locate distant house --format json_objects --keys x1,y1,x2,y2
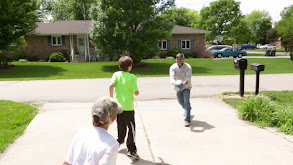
[
  {"x1": 158, "y1": 25, "x2": 211, "y2": 57},
  {"x1": 6, "y1": 21, "x2": 211, "y2": 61}
]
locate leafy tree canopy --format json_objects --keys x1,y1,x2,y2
[
  {"x1": 160, "y1": 7, "x2": 200, "y2": 28},
  {"x1": 275, "y1": 5, "x2": 293, "y2": 50},
  {"x1": 228, "y1": 19, "x2": 250, "y2": 44},
  {"x1": 0, "y1": 0, "x2": 39, "y2": 51},
  {"x1": 42, "y1": 0, "x2": 97, "y2": 21},
  {"x1": 198, "y1": 0, "x2": 242, "y2": 42},
  {"x1": 243, "y1": 10, "x2": 272, "y2": 44},
  {"x1": 90, "y1": 0, "x2": 175, "y2": 63}
]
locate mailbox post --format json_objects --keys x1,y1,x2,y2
[
  {"x1": 250, "y1": 63, "x2": 265, "y2": 95},
  {"x1": 234, "y1": 59, "x2": 247, "y2": 97}
]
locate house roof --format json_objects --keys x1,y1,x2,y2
[
  {"x1": 172, "y1": 25, "x2": 211, "y2": 34},
  {"x1": 34, "y1": 21, "x2": 211, "y2": 35},
  {"x1": 34, "y1": 20, "x2": 91, "y2": 35}
]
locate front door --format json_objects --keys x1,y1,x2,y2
[{"x1": 77, "y1": 35, "x2": 85, "y2": 55}]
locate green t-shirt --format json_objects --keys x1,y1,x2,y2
[{"x1": 111, "y1": 71, "x2": 138, "y2": 111}]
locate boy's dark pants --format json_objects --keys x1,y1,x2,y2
[{"x1": 117, "y1": 111, "x2": 137, "y2": 152}]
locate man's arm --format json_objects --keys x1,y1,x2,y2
[
  {"x1": 63, "y1": 162, "x2": 71, "y2": 165},
  {"x1": 184, "y1": 64, "x2": 192, "y2": 85},
  {"x1": 169, "y1": 65, "x2": 176, "y2": 85},
  {"x1": 109, "y1": 83, "x2": 114, "y2": 98}
]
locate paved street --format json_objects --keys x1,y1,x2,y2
[{"x1": 0, "y1": 74, "x2": 293, "y2": 165}]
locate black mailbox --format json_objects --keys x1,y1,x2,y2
[
  {"x1": 234, "y1": 59, "x2": 247, "y2": 97},
  {"x1": 234, "y1": 59, "x2": 247, "y2": 71},
  {"x1": 250, "y1": 63, "x2": 265, "y2": 95},
  {"x1": 251, "y1": 63, "x2": 265, "y2": 72}
]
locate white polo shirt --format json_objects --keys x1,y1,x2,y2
[{"x1": 65, "y1": 127, "x2": 119, "y2": 165}]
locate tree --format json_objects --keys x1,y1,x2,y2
[
  {"x1": 275, "y1": 5, "x2": 293, "y2": 51},
  {"x1": 42, "y1": 0, "x2": 97, "y2": 21},
  {"x1": 198, "y1": 0, "x2": 242, "y2": 42},
  {"x1": 229, "y1": 19, "x2": 250, "y2": 44},
  {"x1": 266, "y1": 28, "x2": 280, "y2": 42},
  {"x1": 90, "y1": 0, "x2": 175, "y2": 63},
  {"x1": 160, "y1": 7, "x2": 200, "y2": 28},
  {"x1": 0, "y1": 0, "x2": 39, "y2": 51},
  {"x1": 243, "y1": 10, "x2": 272, "y2": 44}
]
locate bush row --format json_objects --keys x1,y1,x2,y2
[
  {"x1": 159, "y1": 48, "x2": 199, "y2": 59},
  {"x1": 5, "y1": 50, "x2": 69, "y2": 63}
]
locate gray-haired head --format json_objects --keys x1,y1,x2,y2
[
  {"x1": 176, "y1": 53, "x2": 185, "y2": 58},
  {"x1": 92, "y1": 97, "x2": 123, "y2": 126}
]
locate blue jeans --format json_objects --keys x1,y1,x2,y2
[{"x1": 176, "y1": 89, "x2": 191, "y2": 122}]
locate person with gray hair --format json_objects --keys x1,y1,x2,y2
[
  {"x1": 63, "y1": 97, "x2": 123, "y2": 165},
  {"x1": 169, "y1": 53, "x2": 192, "y2": 127}
]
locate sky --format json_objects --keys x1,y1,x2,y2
[{"x1": 175, "y1": 0, "x2": 293, "y2": 23}]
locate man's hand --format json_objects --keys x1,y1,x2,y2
[{"x1": 183, "y1": 80, "x2": 188, "y2": 85}]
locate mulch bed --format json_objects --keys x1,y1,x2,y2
[{"x1": 0, "y1": 65, "x2": 15, "y2": 69}]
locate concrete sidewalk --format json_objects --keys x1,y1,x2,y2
[{"x1": 1, "y1": 99, "x2": 293, "y2": 165}]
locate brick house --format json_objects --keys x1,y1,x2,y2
[
  {"x1": 158, "y1": 25, "x2": 211, "y2": 57},
  {"x1": 6, "y1": 20, "x2": 93, "y2": 62},
  {"x1": 7, "y1": 21, "x2": 210, "y2": 61}
]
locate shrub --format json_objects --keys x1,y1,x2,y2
[
  {"x1": 159, "y1": 52, "x2": 167, "y2": 58},
  {"x1": 27, "y1": 56, "x2": 40, "y2": 62},
  {"x1": 61, "y1": 50, "x2": 69, "y2": 61},
  {"x1": 274, "y1": 105, "x2": 293, "y2": 134},
  {"x1": 19, "y1": 59, "x2": 28, "y2": 62},
  {"x1": 166, "y1": 56, "x2": 174, "y2": 60},
  {"x1": 49, "y1": 52, "x2": 66, "y2": 62},
  {"x1": 0, "y1": 54, "x2": 8, "y2": 65},
  {"x1": 12, "y1": 52, "x2": 28, "y2": 61},
  {"x1": 238, "y1": 95, "x2": 277, "y2": 127},
  {"x1": 166, "y1": 48, "x2": 183, "y2": 58},
  {"x1": 290, "y1": 51, "x2": 293, "y2": 61},
  {"x1": 152, "y1": 56, "x2": 160, "y2": 59},
  {"x1": 185, "y1": 52, "x2": 199, "y2": 58}
]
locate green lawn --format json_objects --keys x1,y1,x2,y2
[
  {"x1": 246, "y1": 48, "x2": 286, "y2": 52},
  {"x1": 247, "y1": 53, "x2": 285, "y2": 56},
  {"x1": 0, "y1": 100, "x2": 39, "y2": 153},
  {"x1": 0, "y1": 58, "x2": 292, "y2": 81}
]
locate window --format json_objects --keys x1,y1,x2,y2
[
  {"x1": 52, "y1": 36, "x2": 62, "y2": 46},
  {"x1": 181, "y1": 40, "x2": 190, "y2": 49},
  {"x1": 158, "y1": 40, "x2": 167, "y2": 50}
]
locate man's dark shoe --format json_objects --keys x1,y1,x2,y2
[{"x1": 127, "y1": 151, "x2": 140, "y2": 159}]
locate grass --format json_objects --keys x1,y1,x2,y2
[
  {"x1": 223, "y1": 91, "x2": 293, "y2": 135},
  {"x1": 246, "y1": 48, "x2": 287, "y2": 52},
  {"x1": 0, "y1": 58, "x2": 292, "y2": 81},
  {"x1": 247, "y1": 53, "x2": 285, "y2": 56},
  {"x1": 0, "y1": 100, "x2": 39, "y2": 153}
]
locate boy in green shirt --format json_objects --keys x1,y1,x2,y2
[{"x1": 109, "y1": 56, "x2": 139, "y2": 159}]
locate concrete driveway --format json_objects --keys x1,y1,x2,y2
[{"x1": 0, "y1": 74, "x2": 293, "y2": 165}]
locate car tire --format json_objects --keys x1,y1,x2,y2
[
  {"x1": 238, "y1": 54, "x2": 243, "y2": 58},
  {"x1": 217, "y1": 53, "x2": 222, "y2": 58}
]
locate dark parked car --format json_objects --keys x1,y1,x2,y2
[
  {"x1": 238, "y1": 44, "x2": 256, "y2": 50},
  {"x1": 213, "y1": 47, "x2": 247, "y2": 58}
]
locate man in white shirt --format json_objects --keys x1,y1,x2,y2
[
  {"x1": 169, "y1": 53, "x2": 192, "y2": 127},
  {"x1": 63, "y1": 97, "x2": 123, "y2": 165}
]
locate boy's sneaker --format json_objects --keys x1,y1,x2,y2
[
  {"x1": 127, "y1": 151, "x2": 140, "y2": 159},
  {"x1": 185, "y1": 122, "x2": 190, "y2": 127}
]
